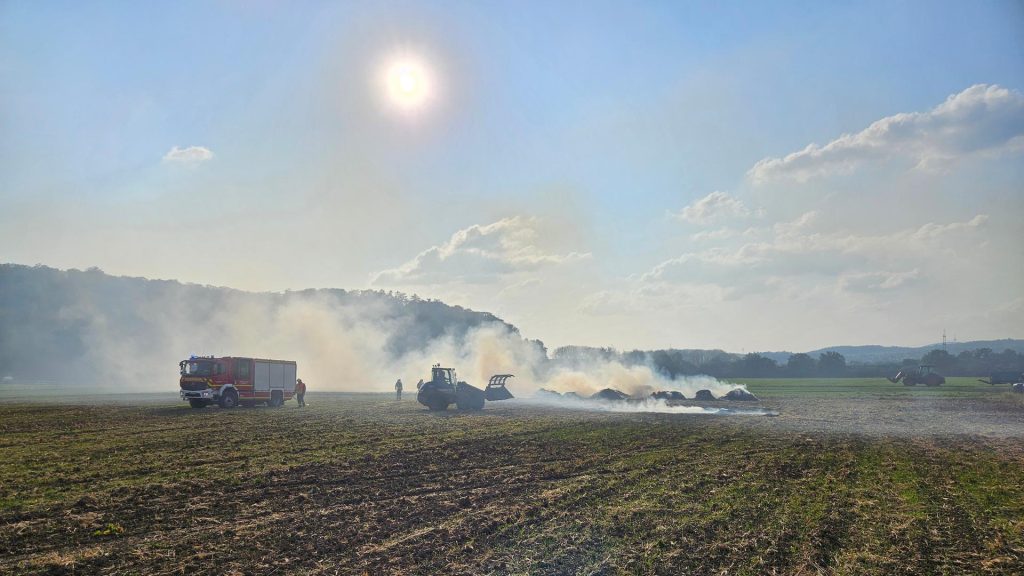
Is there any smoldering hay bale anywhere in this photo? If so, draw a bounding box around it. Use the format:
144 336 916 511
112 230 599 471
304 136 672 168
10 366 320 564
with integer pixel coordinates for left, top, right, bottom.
591 388 630 402
723 388 758 401
651 390 686 401
693 389 717 401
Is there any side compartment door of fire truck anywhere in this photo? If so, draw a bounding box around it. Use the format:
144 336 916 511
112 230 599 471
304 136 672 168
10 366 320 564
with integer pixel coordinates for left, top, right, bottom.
269 362 285 394
282 363 296 398
254 361 271 398
235 358 253 399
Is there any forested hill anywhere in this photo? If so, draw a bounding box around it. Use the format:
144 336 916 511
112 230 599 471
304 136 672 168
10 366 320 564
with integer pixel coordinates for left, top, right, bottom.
0 264 522 385
805 341 1024 364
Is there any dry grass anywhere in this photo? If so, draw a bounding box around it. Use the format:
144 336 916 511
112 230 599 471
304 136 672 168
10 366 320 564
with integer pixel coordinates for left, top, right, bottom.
1 382 1022 575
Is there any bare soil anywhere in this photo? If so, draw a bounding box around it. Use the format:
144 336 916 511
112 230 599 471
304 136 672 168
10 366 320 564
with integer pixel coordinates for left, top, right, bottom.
1 386 1022 575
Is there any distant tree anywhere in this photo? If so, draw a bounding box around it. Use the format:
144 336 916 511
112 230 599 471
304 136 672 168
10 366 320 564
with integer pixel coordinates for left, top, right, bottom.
622 350 647 366
817 351 847 376
701 356 733 379
786 353 816 377
529 339 549 360
921 349 955 371
740 353 777 377
651 350 699 379
994 349 1022 372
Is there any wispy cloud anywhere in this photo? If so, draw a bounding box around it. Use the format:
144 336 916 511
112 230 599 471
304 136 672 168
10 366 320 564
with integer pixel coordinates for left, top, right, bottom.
162 145 214 164
372 216 590 285
748 84 1024 183
642 213 988 288
673 191 751 224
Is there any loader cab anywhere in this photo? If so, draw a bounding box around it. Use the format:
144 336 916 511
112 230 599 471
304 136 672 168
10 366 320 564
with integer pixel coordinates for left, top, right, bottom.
917 365 936 376
432 365 456 388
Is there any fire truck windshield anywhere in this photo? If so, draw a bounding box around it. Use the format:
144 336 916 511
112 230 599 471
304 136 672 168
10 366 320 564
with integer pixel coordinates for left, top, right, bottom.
180 360 214 376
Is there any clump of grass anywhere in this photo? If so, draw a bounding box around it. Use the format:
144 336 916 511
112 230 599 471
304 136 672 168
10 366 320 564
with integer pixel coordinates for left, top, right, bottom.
92 522 124 537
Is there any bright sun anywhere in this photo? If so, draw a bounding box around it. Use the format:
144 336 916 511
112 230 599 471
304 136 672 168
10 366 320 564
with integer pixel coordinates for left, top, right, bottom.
383 56 433 113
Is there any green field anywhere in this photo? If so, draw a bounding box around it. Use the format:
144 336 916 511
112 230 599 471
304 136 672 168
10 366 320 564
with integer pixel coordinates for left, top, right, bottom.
738 376 1014 398
1 379 1022 575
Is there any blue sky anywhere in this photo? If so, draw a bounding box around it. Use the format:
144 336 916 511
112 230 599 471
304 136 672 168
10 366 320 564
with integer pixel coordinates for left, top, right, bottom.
2 1 1022 351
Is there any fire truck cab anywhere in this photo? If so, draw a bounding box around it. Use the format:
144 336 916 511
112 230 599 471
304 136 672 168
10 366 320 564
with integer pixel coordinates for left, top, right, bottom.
179 356 297 409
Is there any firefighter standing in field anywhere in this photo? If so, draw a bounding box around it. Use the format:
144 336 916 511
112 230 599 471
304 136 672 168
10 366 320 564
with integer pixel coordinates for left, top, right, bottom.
294 378 306 407
395 378 403 401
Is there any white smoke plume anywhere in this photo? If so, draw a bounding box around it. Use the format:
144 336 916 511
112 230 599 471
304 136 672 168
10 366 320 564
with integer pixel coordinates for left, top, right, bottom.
48 283 748 402
519 394 772 416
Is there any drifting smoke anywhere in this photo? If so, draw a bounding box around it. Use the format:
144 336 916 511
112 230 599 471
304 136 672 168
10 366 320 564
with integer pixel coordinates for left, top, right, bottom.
539 364 739 398
521 393 773 416
517 364 763 415
0 265 750 402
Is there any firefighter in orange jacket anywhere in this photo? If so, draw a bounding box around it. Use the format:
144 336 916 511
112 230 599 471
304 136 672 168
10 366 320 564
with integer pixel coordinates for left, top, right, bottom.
295 378 306 407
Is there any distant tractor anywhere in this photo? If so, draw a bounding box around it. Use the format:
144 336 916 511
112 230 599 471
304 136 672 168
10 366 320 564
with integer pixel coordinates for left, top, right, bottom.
978 371 1024 385
416 364 514 411
888 365 945 387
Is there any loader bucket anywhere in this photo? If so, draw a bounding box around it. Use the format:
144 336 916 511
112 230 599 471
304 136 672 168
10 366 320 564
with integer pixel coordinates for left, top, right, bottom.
485 374 515 401
455 382 486 410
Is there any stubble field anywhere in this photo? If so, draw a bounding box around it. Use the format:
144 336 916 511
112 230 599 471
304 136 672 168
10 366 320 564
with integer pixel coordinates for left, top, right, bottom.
1 378 1023 575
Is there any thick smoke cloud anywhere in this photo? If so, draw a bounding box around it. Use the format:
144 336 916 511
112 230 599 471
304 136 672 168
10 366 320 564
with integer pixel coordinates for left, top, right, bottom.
1 265 746 399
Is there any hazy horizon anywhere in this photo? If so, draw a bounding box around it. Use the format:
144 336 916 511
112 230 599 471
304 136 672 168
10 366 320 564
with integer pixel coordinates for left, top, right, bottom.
2 1 1023 352
4 261 1021 355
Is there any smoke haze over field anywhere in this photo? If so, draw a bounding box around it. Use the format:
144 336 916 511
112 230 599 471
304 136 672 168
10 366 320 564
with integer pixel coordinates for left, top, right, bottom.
1 264 750 398
0 265 529 392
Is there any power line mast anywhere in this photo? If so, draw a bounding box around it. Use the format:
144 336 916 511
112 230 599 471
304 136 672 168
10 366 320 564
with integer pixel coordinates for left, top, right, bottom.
942 329 947 351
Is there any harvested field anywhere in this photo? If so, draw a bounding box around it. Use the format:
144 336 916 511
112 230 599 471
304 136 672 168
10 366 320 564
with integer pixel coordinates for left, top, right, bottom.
1 378 1023 575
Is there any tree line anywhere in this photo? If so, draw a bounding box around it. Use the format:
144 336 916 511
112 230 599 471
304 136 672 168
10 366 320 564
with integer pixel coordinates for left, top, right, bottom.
552 345 1024 379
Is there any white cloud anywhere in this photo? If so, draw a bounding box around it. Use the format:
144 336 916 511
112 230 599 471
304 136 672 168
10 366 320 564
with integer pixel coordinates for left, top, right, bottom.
748 84 1024 183
642 213 988 288
372 216 590 285
162 145 214 164
839 268 920 292
673 191 751 224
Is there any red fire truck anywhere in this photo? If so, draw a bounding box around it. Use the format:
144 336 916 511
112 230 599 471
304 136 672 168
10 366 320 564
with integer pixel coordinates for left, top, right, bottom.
179 356 297 409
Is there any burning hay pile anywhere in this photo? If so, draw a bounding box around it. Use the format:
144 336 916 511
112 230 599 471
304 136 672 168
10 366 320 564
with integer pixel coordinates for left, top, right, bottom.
693 389 717 401
531 385 760 413
591 388 630 402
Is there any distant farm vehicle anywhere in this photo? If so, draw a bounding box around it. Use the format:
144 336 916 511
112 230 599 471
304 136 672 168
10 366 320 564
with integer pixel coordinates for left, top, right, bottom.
179 356 297 408
887 365 945 387
416 364 514 411
978 371 1024 385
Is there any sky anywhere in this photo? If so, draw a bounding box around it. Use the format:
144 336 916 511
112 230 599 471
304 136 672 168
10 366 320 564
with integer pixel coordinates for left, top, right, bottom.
2 0 1023 352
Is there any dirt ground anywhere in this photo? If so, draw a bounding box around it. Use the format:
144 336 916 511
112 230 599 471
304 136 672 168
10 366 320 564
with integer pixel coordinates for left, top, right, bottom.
1 384 1023 575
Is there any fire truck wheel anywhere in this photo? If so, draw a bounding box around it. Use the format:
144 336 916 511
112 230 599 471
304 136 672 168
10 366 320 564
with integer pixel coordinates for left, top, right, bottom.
188 399 208 409
218 389 239 409
268 391 284 408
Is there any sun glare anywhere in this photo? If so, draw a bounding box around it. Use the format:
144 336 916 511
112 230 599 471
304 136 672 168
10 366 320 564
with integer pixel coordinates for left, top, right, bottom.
383 56 433 113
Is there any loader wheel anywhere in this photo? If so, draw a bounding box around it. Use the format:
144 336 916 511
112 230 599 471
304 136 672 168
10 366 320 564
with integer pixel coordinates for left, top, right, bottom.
218 389 239 409
427 399 449 411
189 399 208 409
268 391 284 408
